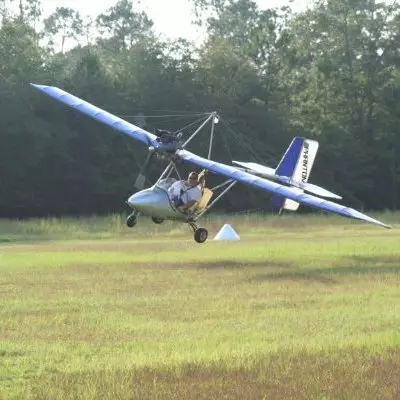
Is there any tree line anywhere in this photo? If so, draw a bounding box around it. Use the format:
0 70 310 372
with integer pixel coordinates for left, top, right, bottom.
0 0 399 217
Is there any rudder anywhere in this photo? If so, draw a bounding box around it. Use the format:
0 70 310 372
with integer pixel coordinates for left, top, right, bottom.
272 137 319 212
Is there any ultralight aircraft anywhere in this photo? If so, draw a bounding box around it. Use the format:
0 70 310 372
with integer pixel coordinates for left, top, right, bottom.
31 84 391 243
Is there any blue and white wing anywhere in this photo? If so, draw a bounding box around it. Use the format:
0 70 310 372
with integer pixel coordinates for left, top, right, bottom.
31 84 158 147
177 150 391 229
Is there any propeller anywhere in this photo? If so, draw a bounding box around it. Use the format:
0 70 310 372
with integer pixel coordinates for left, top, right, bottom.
134 152 155 190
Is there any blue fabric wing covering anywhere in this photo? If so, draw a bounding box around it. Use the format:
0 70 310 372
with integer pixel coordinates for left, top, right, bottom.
176 150 391 229
31 84 158 147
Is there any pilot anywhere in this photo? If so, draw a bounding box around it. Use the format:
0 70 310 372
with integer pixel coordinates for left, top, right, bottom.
169 171 202 213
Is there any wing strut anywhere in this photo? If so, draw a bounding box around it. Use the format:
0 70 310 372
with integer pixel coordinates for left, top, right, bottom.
197 180 237 218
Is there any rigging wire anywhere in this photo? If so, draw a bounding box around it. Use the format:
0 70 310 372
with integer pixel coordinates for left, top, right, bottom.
220 126 234 162
103 106 213 114
121 113 211 131
172 115 211 134
119 112 210 118
219 116 276 163
220 119 263 155
147 114 210 127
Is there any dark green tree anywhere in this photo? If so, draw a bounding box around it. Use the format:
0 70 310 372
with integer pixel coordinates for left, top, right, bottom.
43 7 83 53
96 0 153 51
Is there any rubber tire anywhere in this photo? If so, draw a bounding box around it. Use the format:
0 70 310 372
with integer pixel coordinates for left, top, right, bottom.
151 217 164 224
126 214 137 228
194 228 208 243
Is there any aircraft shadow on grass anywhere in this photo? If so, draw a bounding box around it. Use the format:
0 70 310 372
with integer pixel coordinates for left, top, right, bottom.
197 260 294 270
247 255 400 284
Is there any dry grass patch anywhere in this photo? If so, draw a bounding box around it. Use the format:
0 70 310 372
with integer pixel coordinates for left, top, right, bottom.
31 349 400 400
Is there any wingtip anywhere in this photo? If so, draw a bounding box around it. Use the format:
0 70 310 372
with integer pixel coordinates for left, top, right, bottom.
372 220 391 229
30 83 48 90
370 215 392 229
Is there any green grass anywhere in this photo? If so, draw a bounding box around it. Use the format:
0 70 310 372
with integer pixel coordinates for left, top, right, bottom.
0 213 399 399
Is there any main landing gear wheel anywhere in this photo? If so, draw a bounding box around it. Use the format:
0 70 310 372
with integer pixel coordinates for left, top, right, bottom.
151 217 164 224
194 228 208 243
188 222 208 243
126 214 137 228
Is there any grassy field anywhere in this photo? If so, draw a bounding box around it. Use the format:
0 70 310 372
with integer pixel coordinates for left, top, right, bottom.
0 212 399 399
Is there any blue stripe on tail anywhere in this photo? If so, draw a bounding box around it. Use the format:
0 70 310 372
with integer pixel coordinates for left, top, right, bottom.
272 137 304 210
275 137 304 177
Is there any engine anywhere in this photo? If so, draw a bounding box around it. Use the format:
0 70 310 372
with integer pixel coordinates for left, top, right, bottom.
153 129 183 153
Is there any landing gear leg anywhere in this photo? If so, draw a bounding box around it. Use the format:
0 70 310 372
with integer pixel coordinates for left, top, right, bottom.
189 222 208 243
126 212 138 228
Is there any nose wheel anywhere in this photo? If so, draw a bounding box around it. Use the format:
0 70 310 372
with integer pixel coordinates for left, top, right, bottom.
189 222 208 243
126 213 138 228
151 217 164 224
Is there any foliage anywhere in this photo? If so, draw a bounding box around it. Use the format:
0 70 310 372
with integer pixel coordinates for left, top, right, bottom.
43 7 83 53
0 0 399 217
96 0 153 50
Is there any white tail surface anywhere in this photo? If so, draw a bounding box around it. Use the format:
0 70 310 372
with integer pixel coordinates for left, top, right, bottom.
291 139 319 184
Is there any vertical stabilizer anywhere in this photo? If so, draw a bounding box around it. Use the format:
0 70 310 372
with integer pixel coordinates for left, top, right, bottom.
272 137 319 212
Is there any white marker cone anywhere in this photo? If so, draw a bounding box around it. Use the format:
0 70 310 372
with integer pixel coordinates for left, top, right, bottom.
214 224 240 240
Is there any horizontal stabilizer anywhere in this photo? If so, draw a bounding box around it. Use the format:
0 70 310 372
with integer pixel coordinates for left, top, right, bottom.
277 176 342 199
300 182 342 199
232 161 275 177
233 161 341 199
